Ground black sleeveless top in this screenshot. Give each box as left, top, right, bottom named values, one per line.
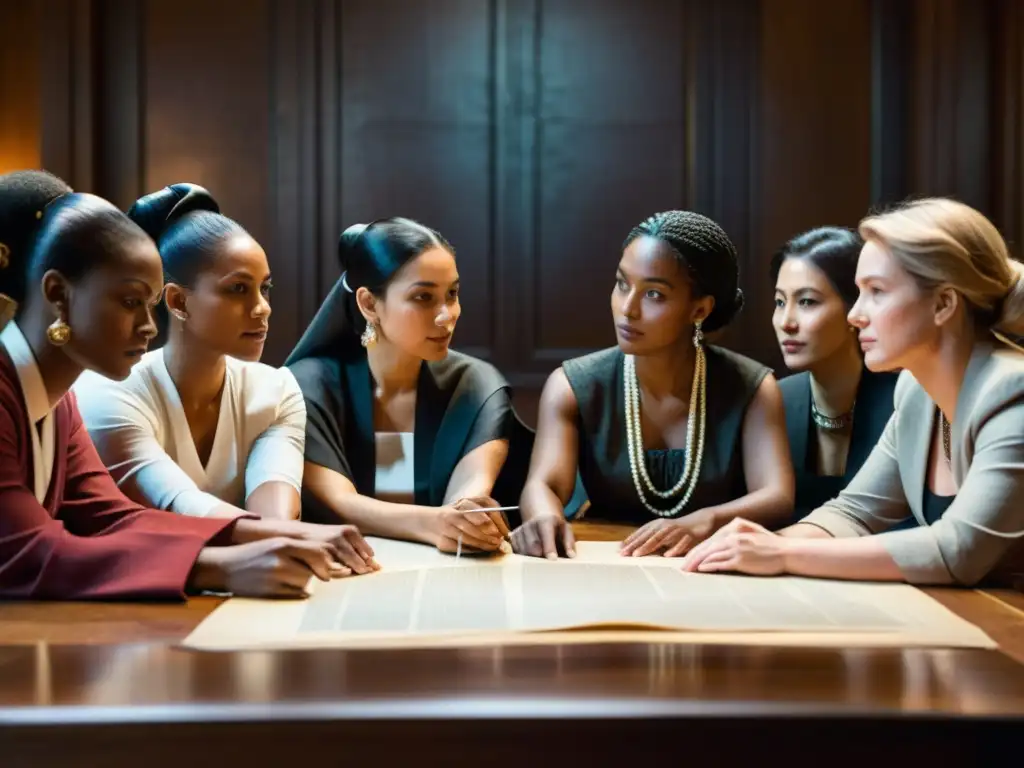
left=562, top=345, right=771, bottom=525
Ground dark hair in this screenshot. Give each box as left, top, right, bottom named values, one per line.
left=285, top=217, right=454, bottom=364
left=623, top=210, right=744, bottom=333
left=338, top=217, right=454, bottom=335
left=770, top=226, right=863, bottom=308
left=0, top=170, right=73, bottom=302
left=1, top=177, right=148, bottom=310
left=127, top=183, right=249, bottom=287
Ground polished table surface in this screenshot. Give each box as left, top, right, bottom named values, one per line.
left=2, top=522, right=1023, bottom=766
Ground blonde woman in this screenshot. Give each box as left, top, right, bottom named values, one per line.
left=682, top=198, right=1024, bottom=586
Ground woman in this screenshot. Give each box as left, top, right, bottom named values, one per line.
left=511, top=210, right=794, bottom=559
left=682, top=198, right=1024, bottom=586
left=0, top=170, right=375, bottom=600
left=75, top=183, right=305, bottom=521
left=772, top=227, right=898, bottom=520
left=286, top=217, right=518, bottom=553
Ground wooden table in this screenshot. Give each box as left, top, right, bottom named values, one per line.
left=1, top=522, right=1022, bottom=767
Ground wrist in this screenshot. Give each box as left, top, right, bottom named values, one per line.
left=409, top=505, right=442, bottom=545
left=780, top=536, right=809, bottom=573
left=188, top=548, right=226, bottom=593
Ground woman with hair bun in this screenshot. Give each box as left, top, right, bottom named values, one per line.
left=286, top=217, right=522, bottom=554
left=684, top=198, right=1024, bottom=586
left=0, top=170, right=374, bottom=600
left=512, top=210, right=795, bottom=559
left=772, top=226, right=899, bottom=521
left=75, top=183, right=309, bottom=526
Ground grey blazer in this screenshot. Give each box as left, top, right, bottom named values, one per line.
left=802, top=336, right=1024, bottom=585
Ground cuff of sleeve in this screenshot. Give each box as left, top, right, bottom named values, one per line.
left=169, top=489, right=227, bottom=518
left=800, top=506, right=871, bottom=538
left=878, top=528, right=953, bottom=585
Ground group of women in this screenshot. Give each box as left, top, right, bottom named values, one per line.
left=0, top=168, right=1021, bottom=602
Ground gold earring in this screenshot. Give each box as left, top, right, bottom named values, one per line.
left=0, top=242, right=10, bottom=271
left=693, top=319, right=704, bottom=348
left=360, top=322, right=378, bottom=348
left=47, top=316, right=71, bottom=346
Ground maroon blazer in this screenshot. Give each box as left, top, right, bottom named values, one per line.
left=0, top=350, right=237, bottom=600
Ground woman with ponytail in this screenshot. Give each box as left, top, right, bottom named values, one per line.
left=0, top=171, right=374, bottom=600
left=684, top=198, right=1024, bottom=586
left=75, top=183, right=307, bottom=523
left=286, top=218, right=520, bottom=553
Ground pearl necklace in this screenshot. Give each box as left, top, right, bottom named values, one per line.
left=623, top=336, right=707, bottom=517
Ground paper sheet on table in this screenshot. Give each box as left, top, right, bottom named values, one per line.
left=180, top=539, right=996, bottom=651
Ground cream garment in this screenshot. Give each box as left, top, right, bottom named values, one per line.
left=374, top=432, right=414, bottom=504
left=74, top=348, right=306, bottom=517
left=0, top=322, right=55, bottom=503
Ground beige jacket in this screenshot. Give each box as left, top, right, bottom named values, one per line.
left=802, top=337, right=1024, bottom=585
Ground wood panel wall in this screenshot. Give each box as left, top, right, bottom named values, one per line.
left=2, top=0, right=1022, bottom=407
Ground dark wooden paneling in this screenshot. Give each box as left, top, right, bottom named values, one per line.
left=530, top=0, right=689, bottom=363
left=14, top=0, right=1024, bottom=384
left=338, top=0, right=496, bottom=360
left=0, top=2, right=42, bottom=173
left=756, top=0, right=873, bottom=369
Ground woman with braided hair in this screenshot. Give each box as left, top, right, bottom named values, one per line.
left=511, top=210, right=794, bottom=559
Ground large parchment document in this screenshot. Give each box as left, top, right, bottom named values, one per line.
left=181, top=539, right=995, bottom=651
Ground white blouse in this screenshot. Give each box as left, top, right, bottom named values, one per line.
left=1, top=321, right=55, bottom=503
left=374, top=431, right=414, bottom=504
left=74, top=348, right=306, bottom=517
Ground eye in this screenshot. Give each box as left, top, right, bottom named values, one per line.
left=413, top=292, right=434, bottom=302
left=231, top=282, right=248, bottom=294
left=121, top=297, right=142, bottom=309
left=447, top=288, right=460, bottom=301
left=798, top=298, right=818, bottom=308
left=261, top=282, right=273, bottom=296
left=645, top=289, right=663, bottom=300
left=773, top=297, right=784, bottom=309
left=615, top=278, right=628, bottom=291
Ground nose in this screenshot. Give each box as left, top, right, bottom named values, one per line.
left=435, top=303, right=456, bottom=327
left=621, top=288, right=640, bottom=319
left=140, top=307, right=159, bottom=340
left=847, top=297, right=866, bottom=328
left=253, top=292, right=271, bottom=319
left=777, top=302, right=798, bottom=333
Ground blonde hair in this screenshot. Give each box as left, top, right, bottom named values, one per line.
left=859, top=198, right=1024, bottom=336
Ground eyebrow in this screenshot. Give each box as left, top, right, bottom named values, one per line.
left=120, top=278, right=157, bottom=295
left=220, top=270, right=269, bottom=281
left=408, top=279, right=460, bottom=289
left=617, top=269, right=674, bottom=288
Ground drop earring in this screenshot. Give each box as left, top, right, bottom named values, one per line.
left=47, top=315, right=71, bottom=346
left=692, top=319, right=704, bottom=348
left=360, top=322, right=378, bottom=348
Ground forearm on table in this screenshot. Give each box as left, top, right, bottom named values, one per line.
left=782, top=535, right=904, bottom=581
left=519, top=480, right=569, bottom=522
left=700, top=487, right=793, bottom=532
left=315, top=490, right=436, bottom=544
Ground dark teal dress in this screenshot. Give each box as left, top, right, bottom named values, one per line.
left=561, top=345, right=770, bottom=525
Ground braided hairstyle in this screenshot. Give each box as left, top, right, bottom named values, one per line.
left=623, top=210, right=744, bottom=333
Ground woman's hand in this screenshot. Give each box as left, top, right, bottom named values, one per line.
left=190, top=537, right=351, bottom=598
left=428, top=499, right=510, bottom=554
left=295, top=523, right=380, bottom=574
left=510, top=515, right=576, bottom=559
left=679, top=518, right=789, bottom=575
left=619, top=513, right=716, bottom=558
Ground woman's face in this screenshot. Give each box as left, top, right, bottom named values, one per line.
left=169, top=235, right=272, bottom=362
left=773, top=257, right=855, bottom=371
left=61, top=236, right=162, bottom=381
left=848, top=240, right=937, bottom=372
left=610, top=235, right=713, bottom=355
left=372, top=247, right=461, bottom=361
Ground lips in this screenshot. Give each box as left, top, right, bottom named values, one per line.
left=243, top=328, right=268, bottom=340
left=428, top=331, right=453, bottom=343
left=781, top=340, right=805, bottom=353
left=124, top=347, right=147, bottom=359
left=617, top=323, right=643, bottom=340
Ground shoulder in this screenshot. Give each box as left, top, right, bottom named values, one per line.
left=0, top=352, right=25, bottom=430
left=73, top=353, right=161, bottom=422
left=777, top=370, right=810, bottom=400
left=705, top=344, right=772, bottom=392
left=429, top=349, right=509, bottom=396
left=287, top=355, right=342, bottom=398
left=562, top=347, right=622, bottom=391
left=228, top=356, right=302, bottom=397
left=962, top=342, right=1024, bottom=426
